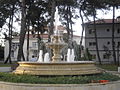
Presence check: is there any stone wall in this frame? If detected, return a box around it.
[0,81,120,90]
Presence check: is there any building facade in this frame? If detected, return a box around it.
[84,19,120,63]
[4,26,80,61]
[4,34,48,61]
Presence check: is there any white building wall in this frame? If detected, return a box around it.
[4,40,9,61]
[4,34,80,61]
[85,23,120,63]
[4,38,38,61]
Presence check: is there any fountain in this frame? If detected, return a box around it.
[37,50,43,62]
[46,30,66,62]
[13,30,102,75]
[44,52,50,62]
[13,7,102,75]
[67,49,71,62]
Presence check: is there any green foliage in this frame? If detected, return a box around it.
[0,45,4,60]
[97,64,118,71]
[84,48,92,61]
[0,72,119,84]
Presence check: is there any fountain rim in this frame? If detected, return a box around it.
[17,61,95,65]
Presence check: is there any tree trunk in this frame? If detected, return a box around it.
[4,5,14,64]
[26,28,29,61]
[112,6,117,65]
[17,0,26,61]
[68,6,73,39]
[48,0,56,42]
[117,45,119,66]
[66,7,70,41]
[79,8,85,58]
[93,10,102,64]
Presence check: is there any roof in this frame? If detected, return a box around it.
[27,34,48,39]
[86,19,119,24]
[55,25,66,31]
[12,25,80,40]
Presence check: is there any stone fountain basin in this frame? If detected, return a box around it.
[14,61,102,75]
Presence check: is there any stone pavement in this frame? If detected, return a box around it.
[0,67,12,72]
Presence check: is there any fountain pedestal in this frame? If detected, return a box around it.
[46,35,66,62]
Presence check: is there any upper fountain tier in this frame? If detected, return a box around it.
[46,30,67,62]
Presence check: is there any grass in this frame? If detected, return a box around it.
[0,63,12,67]
[0,61,18,67]
[0,61,119,84]
[97,64,118,71]
[0,72,119,84]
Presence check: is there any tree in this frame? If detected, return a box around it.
[103,45,111,62]
[17,0,50,61]
[17,0,26,61]
[92,7,102,64]
[26,0,50,58]
[0,45,4,60]
[77,0,87,59]
[104,0,120,64]
[84,48,92,60]
[111,5,116,64]
[58,0,78,40]
[79,0,107,64]
[48,0,56,42]
[117,44,120,66]
[0,0,18,63]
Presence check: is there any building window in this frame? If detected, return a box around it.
[32,42,38,48]
[89,42,92,46]
[11,42,19,51]
[89,42,96,46]
[32,50,38,57]
[118,42,120,46]
[106,29,110,32]
[103,54,109,59]
[107,41,110,45]
[89,29,92,34]
[117,28,120,33]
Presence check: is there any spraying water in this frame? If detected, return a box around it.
[67,48,71,62]
[44,52,50,62]
[37,50,43,62]
[55,7,59,31]
[71,49,75,62]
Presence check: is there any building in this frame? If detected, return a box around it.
[84,19,120,63]
[4,26,80,61]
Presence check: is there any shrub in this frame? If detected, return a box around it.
[0,72,119,84]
